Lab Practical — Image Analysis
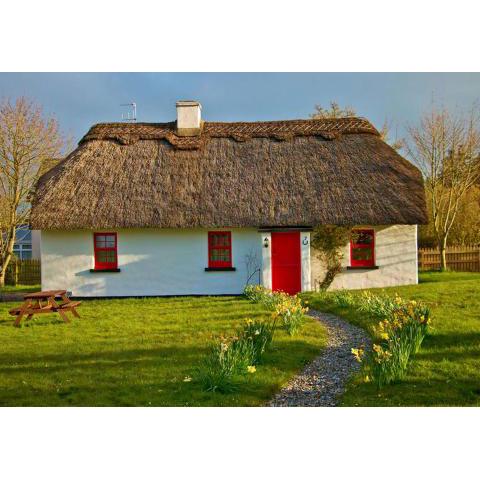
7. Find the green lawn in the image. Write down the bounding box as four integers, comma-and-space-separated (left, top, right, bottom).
303, 271, 480, 406
1, 284, 41, 294
0, 296, 327, 406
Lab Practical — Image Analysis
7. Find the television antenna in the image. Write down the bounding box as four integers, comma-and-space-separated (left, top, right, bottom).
120, 102, 137, 122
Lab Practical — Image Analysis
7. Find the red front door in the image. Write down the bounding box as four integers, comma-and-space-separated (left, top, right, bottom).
271, 232, 301, 295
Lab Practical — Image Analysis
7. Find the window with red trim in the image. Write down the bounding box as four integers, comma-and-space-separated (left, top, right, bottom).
350, 229, 375, 267
93, 232, 118, 270
208, 231, 232, 268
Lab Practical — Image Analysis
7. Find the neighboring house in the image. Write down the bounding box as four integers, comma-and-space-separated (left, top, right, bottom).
9, 158, 60, 262
13, 226, 41, 260
30, 101, 427, 297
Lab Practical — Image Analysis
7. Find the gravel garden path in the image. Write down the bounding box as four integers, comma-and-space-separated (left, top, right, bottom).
269, 309, 370, 407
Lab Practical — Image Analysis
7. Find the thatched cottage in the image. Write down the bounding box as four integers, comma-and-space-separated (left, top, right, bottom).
30, 101, 427, 297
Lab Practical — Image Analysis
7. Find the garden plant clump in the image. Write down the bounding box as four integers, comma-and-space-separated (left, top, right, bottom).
244, 284, 309, 335
351, 293, 432, 389
199, 317, 276, 393
328, 289, 357, 309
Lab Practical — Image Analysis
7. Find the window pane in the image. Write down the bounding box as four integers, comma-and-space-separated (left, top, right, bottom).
96, 251, 107, 262
105, 235, 116, 247
95, 235, 106, 248
352, 247, 372, 261
22, 251, 32, 260
16, 229, 31, 242
212, 233, 229, 247
353, 231, 373, 245
210, 248, 230, 262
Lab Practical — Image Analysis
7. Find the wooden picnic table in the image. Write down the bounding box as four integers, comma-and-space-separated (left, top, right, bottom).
9, 289, 81, 327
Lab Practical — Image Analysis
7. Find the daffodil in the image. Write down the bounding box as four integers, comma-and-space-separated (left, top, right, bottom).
351, 347, 364, 362
247, 365, 256, 373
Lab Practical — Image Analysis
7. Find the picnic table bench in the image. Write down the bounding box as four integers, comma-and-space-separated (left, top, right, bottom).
8, 290, 81, 327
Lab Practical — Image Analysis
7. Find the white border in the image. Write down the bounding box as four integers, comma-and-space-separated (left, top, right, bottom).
2, 1, 479, 71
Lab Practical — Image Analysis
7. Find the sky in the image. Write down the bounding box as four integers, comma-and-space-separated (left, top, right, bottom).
0, 72, 478, 144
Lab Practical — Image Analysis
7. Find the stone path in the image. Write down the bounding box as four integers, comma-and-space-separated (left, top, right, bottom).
269, 309, 370, 407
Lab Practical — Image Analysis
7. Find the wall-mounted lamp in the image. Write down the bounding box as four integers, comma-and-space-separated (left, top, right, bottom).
302, 236, 309, 246
263, 237, 269, 248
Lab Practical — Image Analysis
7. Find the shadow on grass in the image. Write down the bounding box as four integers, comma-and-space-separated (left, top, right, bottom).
422, 331, 480, 350
343, 375, 480, 406
0, 344, 209, 374
418, 271, 480, 284
0, 337, 324, 407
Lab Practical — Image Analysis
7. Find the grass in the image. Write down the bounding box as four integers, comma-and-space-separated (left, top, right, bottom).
0, 296, 327, 406
302, 271, 480, 406
1, 284, 40, 294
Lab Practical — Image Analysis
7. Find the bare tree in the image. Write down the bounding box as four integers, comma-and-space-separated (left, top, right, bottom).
310, 101, 356, 119
244, 249, 260, 286
379, 119, 404, 151
0, 97, 66, 286
311, 102, 403, 150
407, 105, 480, 270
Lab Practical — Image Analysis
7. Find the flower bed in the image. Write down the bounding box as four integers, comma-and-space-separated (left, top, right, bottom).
323, 290, 432, 389
244, 285, 309, 335
199, 285, 310, 393
199, 317, 276, 393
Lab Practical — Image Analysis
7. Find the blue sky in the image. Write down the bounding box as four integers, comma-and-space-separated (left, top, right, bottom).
0, 73, 478, 143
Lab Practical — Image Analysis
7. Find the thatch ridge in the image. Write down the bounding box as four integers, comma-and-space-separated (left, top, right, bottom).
80, 117, 380, 150
31, 118, 428, 230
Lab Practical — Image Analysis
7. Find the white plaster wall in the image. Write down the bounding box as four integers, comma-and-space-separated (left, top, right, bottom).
31, 230, 41, 259
311, 225, 418, 291
41, 228, 262, 297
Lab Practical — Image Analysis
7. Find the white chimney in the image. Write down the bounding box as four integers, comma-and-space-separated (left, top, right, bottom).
176, 100, 202, 136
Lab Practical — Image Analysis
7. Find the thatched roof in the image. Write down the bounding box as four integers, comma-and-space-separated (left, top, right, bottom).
30, 118, 428, 230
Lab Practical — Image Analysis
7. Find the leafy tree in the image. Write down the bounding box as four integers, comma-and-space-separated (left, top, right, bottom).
419, 185, 480, 247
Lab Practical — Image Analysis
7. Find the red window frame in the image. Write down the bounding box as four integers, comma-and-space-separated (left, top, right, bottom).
208, 231, 232, 268
93, 232, 118, 270
350, 229, 375, 267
